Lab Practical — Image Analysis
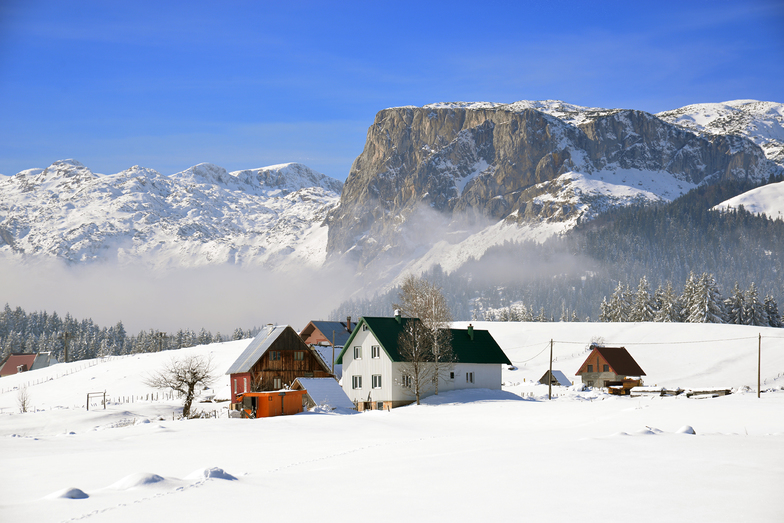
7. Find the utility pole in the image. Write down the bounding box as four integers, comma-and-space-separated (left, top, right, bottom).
155, 331, 167, 353
60, 331, 73, 363
758, 333, 761, 399
548, 339, 553, 400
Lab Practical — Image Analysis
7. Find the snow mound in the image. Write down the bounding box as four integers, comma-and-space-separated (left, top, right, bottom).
677, 425, 697, 435
185, 467, 237, 481
417, 388, 524, 406
109, 472, 165, 490
45, 487, 89, 499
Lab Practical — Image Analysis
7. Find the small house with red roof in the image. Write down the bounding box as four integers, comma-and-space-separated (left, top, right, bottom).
0, 352, 56, 377
576, 345, 645, 389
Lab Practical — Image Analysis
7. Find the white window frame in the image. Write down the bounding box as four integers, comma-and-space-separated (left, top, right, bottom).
372, 374, 382, 389
353, 346, 362, 359
401, 374, 412, 388
273, 377, 282, 389
466, 372, 474, 384
449, 371, 455, 380
371, 345, 381, 359
352, 375, 362, 389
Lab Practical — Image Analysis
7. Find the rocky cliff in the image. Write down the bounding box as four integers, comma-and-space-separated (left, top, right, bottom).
326, 102, 781, 271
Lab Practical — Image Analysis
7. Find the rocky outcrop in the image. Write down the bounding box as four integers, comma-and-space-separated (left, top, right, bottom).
326, 103, 780, 270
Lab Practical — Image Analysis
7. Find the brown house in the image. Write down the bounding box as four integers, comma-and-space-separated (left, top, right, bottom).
576, 345, 646, 389
226, 325, 332, 404
299, 319, 353, 378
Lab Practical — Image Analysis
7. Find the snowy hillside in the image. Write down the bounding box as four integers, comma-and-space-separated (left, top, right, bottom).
714, 179, 784, 220
0, 159, 341, 269
1, 322, 782, 522
0, 322, 784, 523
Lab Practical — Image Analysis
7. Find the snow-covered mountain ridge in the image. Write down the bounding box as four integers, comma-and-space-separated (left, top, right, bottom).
0, 159, 342, 269
327, 99, 783, 280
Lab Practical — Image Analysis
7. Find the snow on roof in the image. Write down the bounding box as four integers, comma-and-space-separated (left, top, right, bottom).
540, 370, 572, 387
225, 325, 287, 375
292, 377, 354, 410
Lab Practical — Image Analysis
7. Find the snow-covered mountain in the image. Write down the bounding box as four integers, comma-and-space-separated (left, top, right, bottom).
2, 99, 782, 285
657, 100, 784, 166
326, 100, 783, 280
0, 159, 342, 269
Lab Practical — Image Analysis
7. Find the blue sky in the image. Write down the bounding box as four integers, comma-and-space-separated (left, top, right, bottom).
1, 0, 782, 181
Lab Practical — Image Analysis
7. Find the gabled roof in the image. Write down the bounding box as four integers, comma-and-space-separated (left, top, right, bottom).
291, 377, 354, 410
304, 320, 353, 347
540, 370, 573, 387
336, 316, 511, 365
225, 325, 288, 375
577, 346, 646, 376
0, 353, 39, 377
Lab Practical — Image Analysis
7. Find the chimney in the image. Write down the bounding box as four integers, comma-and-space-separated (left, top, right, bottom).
467, 324, 474, 341
394, 309, 402, 323
346, 316, 352, 333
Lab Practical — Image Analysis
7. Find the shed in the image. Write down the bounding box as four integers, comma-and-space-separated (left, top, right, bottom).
226, 325, 332, 404
291, 377, 355, 411
235, 390, 307, 418
539, 370, 572, 387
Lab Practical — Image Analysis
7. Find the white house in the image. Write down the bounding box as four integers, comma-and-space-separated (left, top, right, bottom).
335, 315, 512, 411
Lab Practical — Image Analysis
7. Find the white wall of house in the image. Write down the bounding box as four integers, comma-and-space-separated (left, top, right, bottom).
341, 325, 505, 406
341, 326, 394, 404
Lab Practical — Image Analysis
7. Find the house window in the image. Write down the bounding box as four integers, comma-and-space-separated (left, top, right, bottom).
587, 380, 594, 386
233, 379, 237, 394
371, 345, 381, 358
466, 372, 474, 384
376, 401, 384, 410
244, 377, 248, 392
587, 365, 593, 372
372, 374, 382, 389
273, 377, 282, 389
270, 351, 281, 361
294, 351, 304, 361
352, 375, 362, 389
449, 371, 455, 380
353, 346, 362, 359
603, 364, 609, 372
401, 374, 412, 388
363, 325, 369, 331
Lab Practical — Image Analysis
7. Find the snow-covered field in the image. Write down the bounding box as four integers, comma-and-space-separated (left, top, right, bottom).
1, 322, 783, 522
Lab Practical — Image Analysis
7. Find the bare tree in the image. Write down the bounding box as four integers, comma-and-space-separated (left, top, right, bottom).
145, 354, 216, 418
396, 318, 435, 405
17, 384, 30, 413
394, 275, 454, 394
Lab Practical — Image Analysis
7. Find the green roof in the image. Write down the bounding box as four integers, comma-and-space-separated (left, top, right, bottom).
336, 316, 511, 365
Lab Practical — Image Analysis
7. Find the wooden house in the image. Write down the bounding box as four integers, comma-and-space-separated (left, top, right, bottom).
225, 325, 332, 405
575, 345, 646, 389
336, 315, 512, 411
299, 319, 354, 379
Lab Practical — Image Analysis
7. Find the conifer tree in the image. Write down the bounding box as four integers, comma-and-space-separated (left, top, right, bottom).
764, 295, 782, 328
685, 273, 726, 323
630, 276, 655, 322
724, 283, 746, 325
744, 283, 767, 326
